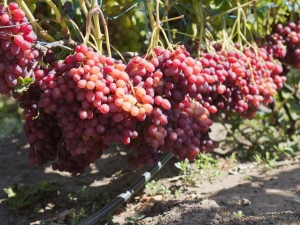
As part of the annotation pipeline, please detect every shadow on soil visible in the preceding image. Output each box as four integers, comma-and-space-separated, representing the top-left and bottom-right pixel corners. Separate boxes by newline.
136, 166, 300, 225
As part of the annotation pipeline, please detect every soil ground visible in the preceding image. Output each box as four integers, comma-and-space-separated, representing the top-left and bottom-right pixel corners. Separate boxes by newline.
0, 124, 299, 225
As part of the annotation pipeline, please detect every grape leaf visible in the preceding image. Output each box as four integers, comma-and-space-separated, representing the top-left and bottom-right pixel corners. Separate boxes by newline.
15, 77, 34, 93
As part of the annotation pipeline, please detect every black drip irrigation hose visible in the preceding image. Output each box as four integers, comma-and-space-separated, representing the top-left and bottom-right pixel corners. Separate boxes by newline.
80, 152, 173, 225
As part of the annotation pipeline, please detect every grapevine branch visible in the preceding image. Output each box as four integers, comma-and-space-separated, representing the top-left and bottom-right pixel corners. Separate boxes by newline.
84, 5, 111, 56
33, 39, 78, 51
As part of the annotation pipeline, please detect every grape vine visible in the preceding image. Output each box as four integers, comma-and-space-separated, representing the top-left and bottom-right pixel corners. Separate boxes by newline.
0, 1, 298, 175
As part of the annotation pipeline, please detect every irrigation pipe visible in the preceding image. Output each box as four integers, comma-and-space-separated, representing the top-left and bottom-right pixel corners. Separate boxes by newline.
80, 152, 173, 225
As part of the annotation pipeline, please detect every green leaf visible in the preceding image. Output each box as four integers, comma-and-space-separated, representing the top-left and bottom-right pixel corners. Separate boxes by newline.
18, 77, 33, 85
15, 77, 34, 93
126, 216, 135, 223
174, 162, 183, 170
137, 214, 145, 220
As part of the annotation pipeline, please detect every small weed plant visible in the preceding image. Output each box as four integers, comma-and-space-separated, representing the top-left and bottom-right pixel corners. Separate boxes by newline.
145, 180, 172, 198
174, 159, 195, 186
70, 208, 88, 225
145, 180, 163, 196
233, 210, 244, 218
126, 214, 145, 224
194, 154, 221, 184
174, 154, 221, 187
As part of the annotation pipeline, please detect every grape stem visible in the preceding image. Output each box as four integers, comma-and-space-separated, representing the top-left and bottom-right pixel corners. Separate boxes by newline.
108, 43, 126, 62
92, 0, 103, 54
88, 41, 100, 53
25, 60, 39, 83
146, 0, 155, 32
162, 0, 178, 20
79, 0, 96, 35
228, 4, 256, 50
128, 80, 136, 96
221, 15, 230, 51
84, 0, 92, 8
192, 0, 204, 57
84, 7, 95, 45
161, 0, 175, 44
155, 0, 172, 50
37, 17, 85, 44
146, 0, 173, 56
16, 0, 56, 42
97, 7, 111, 57
62, 18, 85, 42
41, 0, 70, 36
162, 28, 198, 39
161, 15, 184, 23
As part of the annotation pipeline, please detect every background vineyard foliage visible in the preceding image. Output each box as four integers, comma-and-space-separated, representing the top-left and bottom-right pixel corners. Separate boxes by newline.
0, 0, 299, 165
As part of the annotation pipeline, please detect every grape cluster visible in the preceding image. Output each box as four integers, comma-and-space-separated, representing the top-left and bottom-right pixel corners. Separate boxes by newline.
265, 21, 300, 69
123, 46, 216, 166
147, 45, 285, 119
0, 2, 39, 94
15, 42, 286, 173
196, 46, 285, 119
0, 2, 288, 175
22, 43, 216, 173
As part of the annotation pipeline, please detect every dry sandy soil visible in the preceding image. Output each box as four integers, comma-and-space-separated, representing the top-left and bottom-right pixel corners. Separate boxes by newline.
0, 127, 300, 225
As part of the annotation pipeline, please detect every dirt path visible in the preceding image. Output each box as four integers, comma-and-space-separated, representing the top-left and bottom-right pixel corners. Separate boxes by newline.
0, 132, 299, 225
